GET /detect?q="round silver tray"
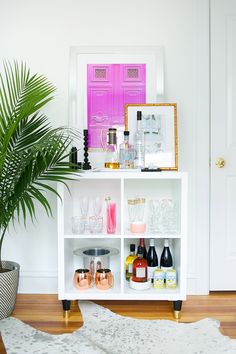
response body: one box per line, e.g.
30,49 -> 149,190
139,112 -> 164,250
73,246 -> 119,257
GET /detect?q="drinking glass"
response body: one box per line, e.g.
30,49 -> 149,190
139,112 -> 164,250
93,196 -> 103,218
106,197 -> 116,234
148,199 -> 162,234
127,198 -> 137,223
95,269 -> 114,290
89,216 -> 103,233
72,216 -> 86,234
80,196 -> 89,230
162,199 -> 178,234
80,196 -> 89,218
74,269 -> 91,290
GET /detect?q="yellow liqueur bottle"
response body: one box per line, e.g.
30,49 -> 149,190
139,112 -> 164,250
126,244 -> 138,281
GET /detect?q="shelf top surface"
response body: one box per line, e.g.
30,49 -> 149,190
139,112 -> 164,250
62,170 -> 188,180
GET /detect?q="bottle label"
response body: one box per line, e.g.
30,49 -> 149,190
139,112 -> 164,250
128,263 -> 133,274
136,267 -> 146,278
148,266 -> 158,280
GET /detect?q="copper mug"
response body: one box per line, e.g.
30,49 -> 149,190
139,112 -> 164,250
95,268 -> 114,290
74,269 -> 91,290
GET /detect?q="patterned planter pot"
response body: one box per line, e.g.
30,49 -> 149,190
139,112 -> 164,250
0,261 -> 20,319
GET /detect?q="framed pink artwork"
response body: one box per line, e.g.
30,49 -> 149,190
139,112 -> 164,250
69,46 -> 164,158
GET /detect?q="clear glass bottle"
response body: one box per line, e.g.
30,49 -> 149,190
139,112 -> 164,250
125,244 -> 138,281
132,246 -> 148,282
119,131 -> 134,169
104,128 -> 120,169
133,111 -> 145,169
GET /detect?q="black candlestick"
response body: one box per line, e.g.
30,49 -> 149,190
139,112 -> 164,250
70,147 -> 78,170
83,129 -> 91,170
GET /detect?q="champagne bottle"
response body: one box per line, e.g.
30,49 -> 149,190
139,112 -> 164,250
147,238 -> 158,282
160,239 -> 173,270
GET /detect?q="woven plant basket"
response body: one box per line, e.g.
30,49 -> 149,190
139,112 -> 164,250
0,261 -> 20,319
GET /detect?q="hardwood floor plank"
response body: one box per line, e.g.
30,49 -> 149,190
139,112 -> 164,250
0,292 -> 236,353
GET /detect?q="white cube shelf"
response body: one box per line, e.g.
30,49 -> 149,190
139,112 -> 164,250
57,171 -> 188,306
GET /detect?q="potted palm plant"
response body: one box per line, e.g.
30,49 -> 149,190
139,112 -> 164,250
0,61 -> 76,319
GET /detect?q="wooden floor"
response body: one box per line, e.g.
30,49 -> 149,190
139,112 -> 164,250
1,292 -> 236,353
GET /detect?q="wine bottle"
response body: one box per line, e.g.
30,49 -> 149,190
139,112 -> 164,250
147,238 -> 158,282
160,239 -> 173,270
138,238 -> 147,259
125,244 -> 138,281
132,246 -> 148,282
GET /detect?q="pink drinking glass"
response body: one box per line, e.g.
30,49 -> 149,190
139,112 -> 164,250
105,197 -> 116,234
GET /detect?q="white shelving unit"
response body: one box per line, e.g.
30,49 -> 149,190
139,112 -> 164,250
57,171 -> 188,313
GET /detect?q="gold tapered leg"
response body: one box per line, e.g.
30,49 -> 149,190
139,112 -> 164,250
174,310 -> 180,320
63,310 -> 70,321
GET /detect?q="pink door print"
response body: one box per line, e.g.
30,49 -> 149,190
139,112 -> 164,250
87,64 -> 146,148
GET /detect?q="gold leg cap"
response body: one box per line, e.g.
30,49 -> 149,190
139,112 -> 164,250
63,310 -> 70,320
174,310 -> 180,320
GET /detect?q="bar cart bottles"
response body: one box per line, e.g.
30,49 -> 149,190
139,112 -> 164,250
138,238 -> 147,259
147,239 -> 158,282
132,246 -> 148,282
105,128 -> 120,169
125,244 -> 137,281
119,131 -> 135,169
160,239 -> 173,270
133,111 -> 145,169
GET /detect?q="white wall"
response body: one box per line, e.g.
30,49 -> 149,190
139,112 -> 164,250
0,0 -> 209,294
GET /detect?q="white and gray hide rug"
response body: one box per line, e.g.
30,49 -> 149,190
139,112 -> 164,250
0,301 -> 236,354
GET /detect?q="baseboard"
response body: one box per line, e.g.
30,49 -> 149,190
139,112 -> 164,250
18,270 -> 58,294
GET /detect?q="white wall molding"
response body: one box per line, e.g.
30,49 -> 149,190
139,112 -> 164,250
193,0 -> 210,294
18,270 -> 58,294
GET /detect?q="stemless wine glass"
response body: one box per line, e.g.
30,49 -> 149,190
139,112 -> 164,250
72,216 -> 85,234
148,199 -> 162,234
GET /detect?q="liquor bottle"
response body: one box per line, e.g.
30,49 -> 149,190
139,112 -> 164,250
160,239 -> 173,270
147,238 -> 158,282
104,128 -> 120,169
125,244 -> 138,281
132,246 -> 148,282
138,238 -> 147,259
133,111 -> 145,169
119,131 -> 135,169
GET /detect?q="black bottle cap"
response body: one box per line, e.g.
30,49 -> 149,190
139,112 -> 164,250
130,244 -> 135,252
137,246 -> 143,255
124,130 -> 129,136
137,111 -> 142,120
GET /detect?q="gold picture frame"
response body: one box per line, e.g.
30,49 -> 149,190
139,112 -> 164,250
125,103 -> 178,171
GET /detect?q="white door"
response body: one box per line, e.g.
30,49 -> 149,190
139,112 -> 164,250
210,0 -> 236,289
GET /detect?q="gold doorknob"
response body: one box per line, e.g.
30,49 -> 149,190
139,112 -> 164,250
215,158 -> 226,168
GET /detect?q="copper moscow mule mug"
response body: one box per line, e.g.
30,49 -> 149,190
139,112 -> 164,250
74,269 -> 91,290
95,268 -> 114,290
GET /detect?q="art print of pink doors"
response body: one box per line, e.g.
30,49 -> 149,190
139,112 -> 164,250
87,64 -> 146,148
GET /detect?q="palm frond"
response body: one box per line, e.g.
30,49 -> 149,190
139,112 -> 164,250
0,61 -> 80,264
